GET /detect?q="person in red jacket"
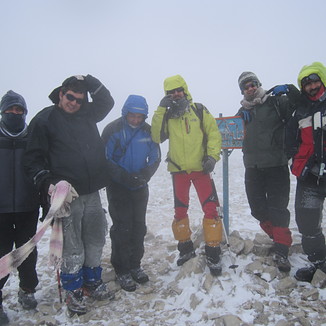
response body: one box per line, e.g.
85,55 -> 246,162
286,62 -> 326,282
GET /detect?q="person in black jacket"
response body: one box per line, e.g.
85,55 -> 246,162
236,72 -> 299,273
0,91 -> 40,325
24,75 -> 115,316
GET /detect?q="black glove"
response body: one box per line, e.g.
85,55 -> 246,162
35,172 -> 60,221
159,95 -> 174,108
85,74 -> 103,94
121,172 -> 147,189
202,156 -> 216,174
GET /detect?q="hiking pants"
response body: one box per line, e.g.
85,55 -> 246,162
295,173 -> 326,264
106,182 -> 148,275
0,209 -> 39,303
172,171 -> 219,220
245,165 -> 290,227
60,191 -> 107,279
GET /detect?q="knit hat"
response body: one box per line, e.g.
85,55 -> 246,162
121,95 -> 148,118
238,72 -> 262,93
0,90 -> 27,117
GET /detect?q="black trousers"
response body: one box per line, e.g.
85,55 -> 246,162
0,209 -> 39,303
295,173 -> 326,264
245,165 -> 290,227
106,183 -> 148,275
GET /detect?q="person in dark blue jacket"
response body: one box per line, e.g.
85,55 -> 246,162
101,95 -> 160,292
0,91 -> 40,324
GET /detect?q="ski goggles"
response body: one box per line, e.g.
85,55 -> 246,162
301,73 -> 321,87
166,87 -> 184,95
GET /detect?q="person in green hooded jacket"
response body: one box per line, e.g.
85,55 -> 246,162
151,74 -> 223,276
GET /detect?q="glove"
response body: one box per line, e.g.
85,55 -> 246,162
271,85 -> 289,96
202,156 -> 216,174
159,95 -> 174,108
85,74 -> 103,94
239,110 -> 251,122
121,172 -> 147,189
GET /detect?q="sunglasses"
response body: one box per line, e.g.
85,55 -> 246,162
65,93 -> 84,105
243,81 -> 258,91
167,87 -> 184,95
301,73 -> 321,86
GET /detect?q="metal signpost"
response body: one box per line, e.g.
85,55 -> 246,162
216,115 -> 244,235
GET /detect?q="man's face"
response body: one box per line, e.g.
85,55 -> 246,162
126,112 -> 145,127
243,81 -> 258,100
58,90 -> 85,114
303,80 -> 323,98
166,87 -> 185,100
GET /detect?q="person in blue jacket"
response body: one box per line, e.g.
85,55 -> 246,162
101,95 -> 160,292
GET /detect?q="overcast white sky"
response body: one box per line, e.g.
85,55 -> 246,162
1,0 -> 325,131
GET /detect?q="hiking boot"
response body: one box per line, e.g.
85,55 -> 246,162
177,240 -> 196,266
83,280 -> 115,301
295,265 -> 317,282
272,252 -> 291,273
116,273 -> 136,292
294,260 -> 326,283
65,288 -> 87,316
0,306 -> 9,325
130,268 -> 149,284
205,245 -> 222,276
18,288 -> 37,310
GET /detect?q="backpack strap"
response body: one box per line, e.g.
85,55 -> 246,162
191,103 -> 207,155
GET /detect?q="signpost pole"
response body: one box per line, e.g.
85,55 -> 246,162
222,147 -> 230,235
216,114 -> 244,236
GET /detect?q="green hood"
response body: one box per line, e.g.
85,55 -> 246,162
163,75 -> 193,103
297,61 -> 326,89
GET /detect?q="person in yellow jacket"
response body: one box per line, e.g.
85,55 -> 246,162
151,74 -> 223,276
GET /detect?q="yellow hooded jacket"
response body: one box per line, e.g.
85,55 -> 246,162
151,75 -> 221,173
297,61 -> 326,89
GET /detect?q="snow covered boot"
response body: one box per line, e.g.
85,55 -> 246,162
83,280 -> 114,301
0,306 -> 9,325
272,253 -> 291,273
177,240 -> 196,266
295,261 -> 326,282
270,243 -> 291,272
116,273 -> 136,292
65,288 -> 87,316
18,288 -> 37,310
130,268 -> 149,284
205,245 -> 222,276
295,265 -> 317,282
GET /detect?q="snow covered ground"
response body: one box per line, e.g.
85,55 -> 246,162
2,150 -> 326,326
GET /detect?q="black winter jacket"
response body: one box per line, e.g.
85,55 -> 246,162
237,96 -> 295,169
24,84 -> 114,195
0,128 -> 39,213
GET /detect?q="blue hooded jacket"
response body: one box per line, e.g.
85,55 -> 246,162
101,95 -> 160,189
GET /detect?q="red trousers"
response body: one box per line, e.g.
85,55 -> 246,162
172,171 -> 220,220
